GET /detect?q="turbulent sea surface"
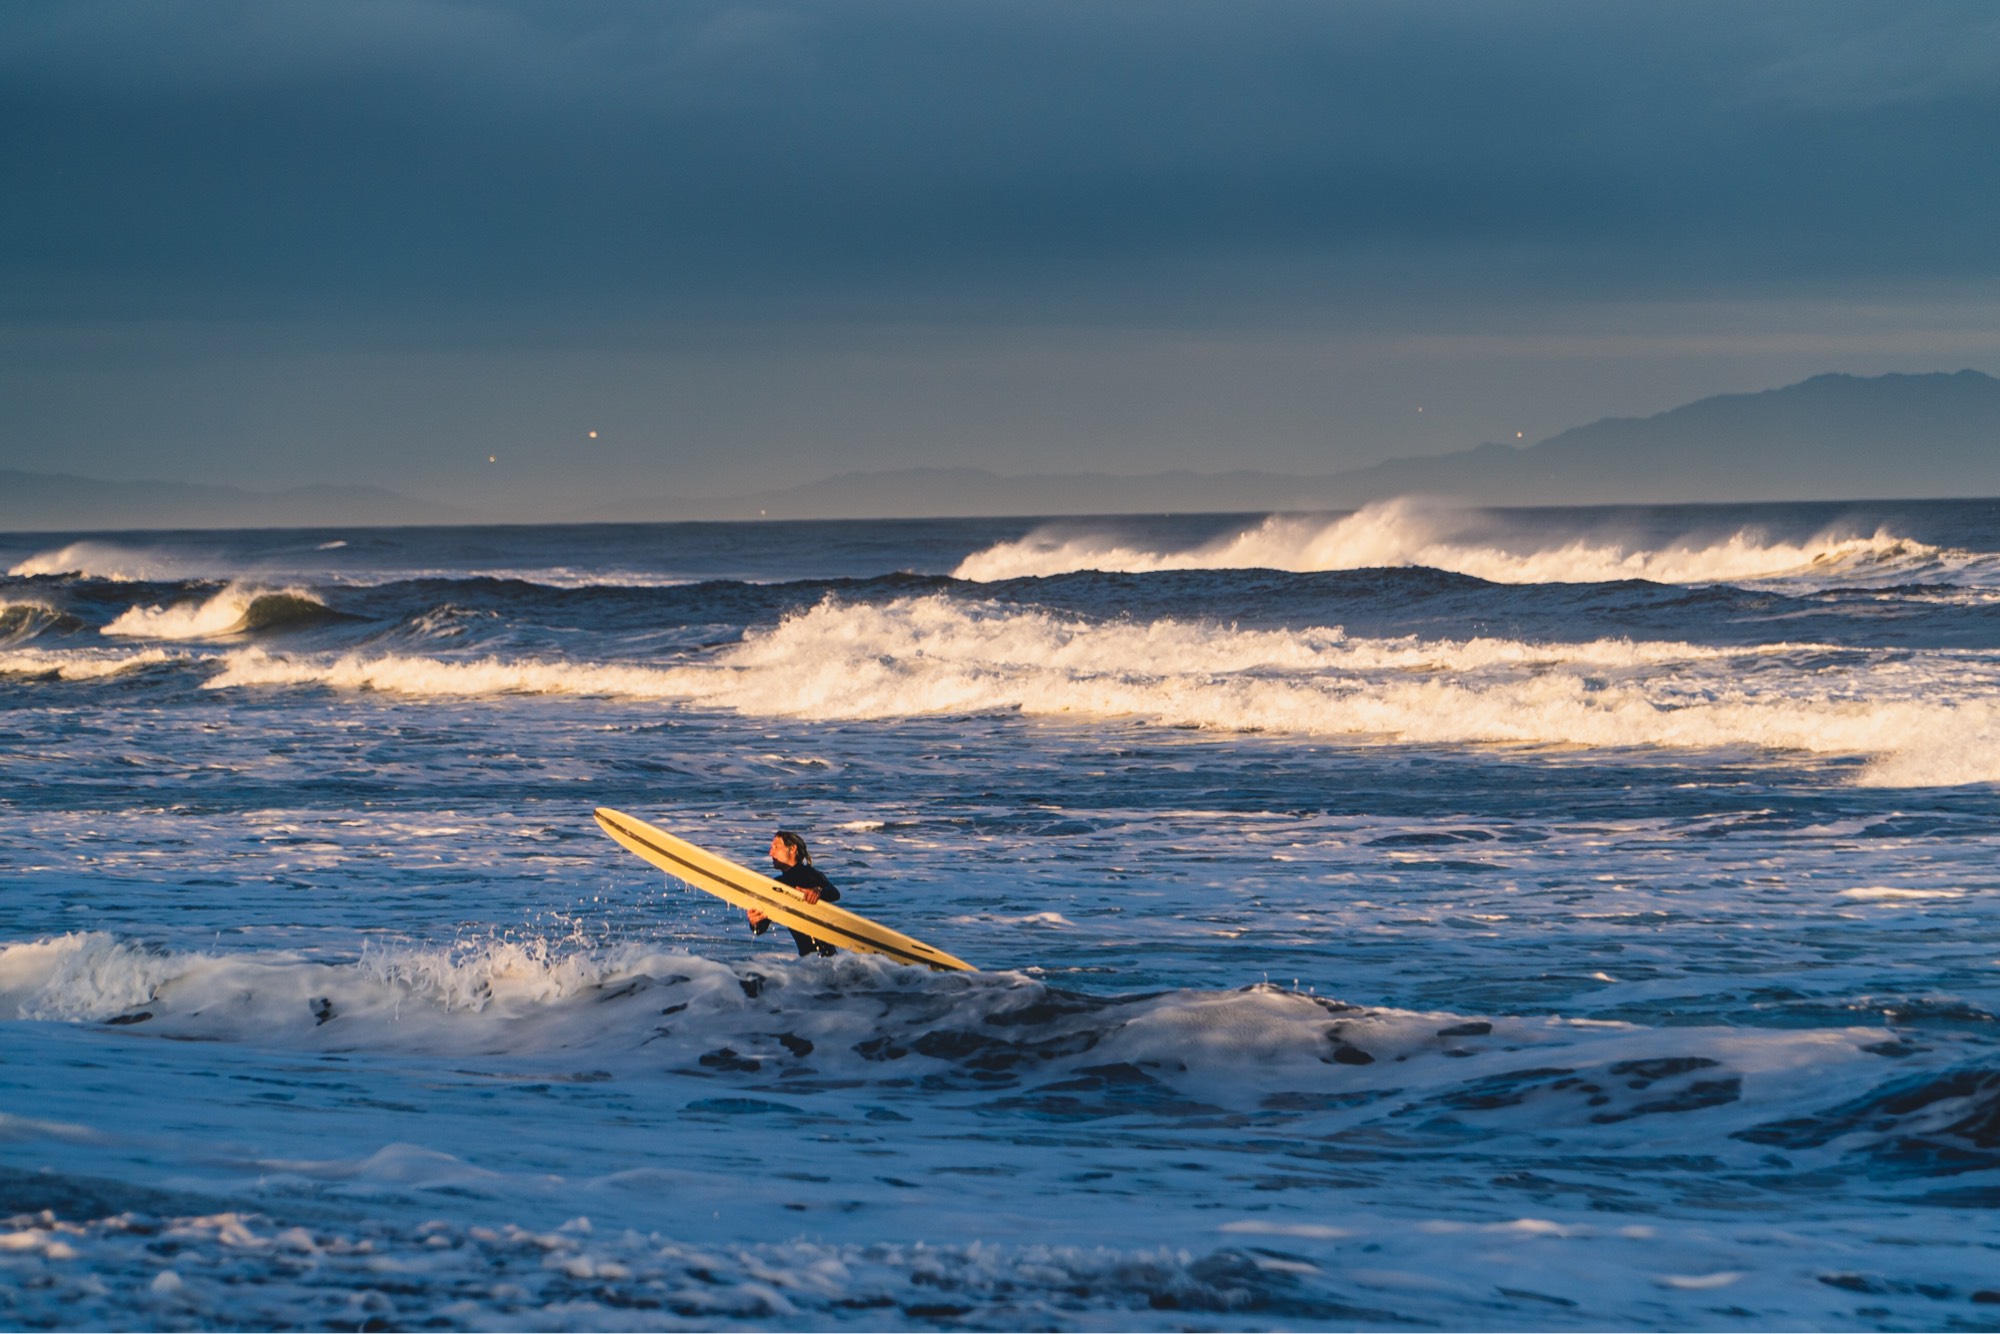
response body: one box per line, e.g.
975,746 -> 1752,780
4,497 -> 2000,1330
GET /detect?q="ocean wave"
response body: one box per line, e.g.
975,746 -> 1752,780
324,567 -> 708,591
954,499 -> 1956,587
0,933 -> 185,1022
0,1204 -> 1450,1330
2,932 -> 1930,1145
207,645 -> 700,696
0,646 -> 182,681
203,595 -> 2000,785
0,600 -> 82,645
101,584 -> 338,639
0,932 -> 1501,1074
6,542 -> 200,582
0,1209 -> 1414,1329
396,603 -> 497,641
4,1189 -> 1981,1331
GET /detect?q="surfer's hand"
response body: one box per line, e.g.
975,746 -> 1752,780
747,909 -> 766,926
799,888 -> 821,905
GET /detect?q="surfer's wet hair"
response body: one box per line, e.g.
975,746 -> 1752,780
774,829 -> 811,864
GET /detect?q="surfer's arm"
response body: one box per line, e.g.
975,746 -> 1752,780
776,865 -> 838,905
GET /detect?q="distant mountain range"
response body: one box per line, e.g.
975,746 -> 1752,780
635,369 -> 2000,520
1322,368 -> 2000,507
4,370 -> 1996,531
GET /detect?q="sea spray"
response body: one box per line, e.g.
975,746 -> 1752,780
101,584 -> 336,639
200,597 -> 2000,785
954,498 -> 1952,585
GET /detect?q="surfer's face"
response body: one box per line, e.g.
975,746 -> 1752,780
770,834 -> 798,867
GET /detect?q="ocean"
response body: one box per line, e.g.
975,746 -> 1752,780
3,497 -> 1998,1330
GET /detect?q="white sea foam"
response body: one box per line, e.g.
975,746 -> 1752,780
0,646 -> 181,680
1,932 -> 1394,1073
204,595 -> 2000,785
101,583 -> 329,639
7,542 -> 194,581
954,498 -> 1952,586
0,932 -> 1802,1093
0,932 -> 1451,1062
207,646 -> 689,696
1835,886 -> 1968,901
0,932 -> 1914,1156
0,932 -> 744,1044
0,934 -> 179,1022
7,1203 -> 1942,1331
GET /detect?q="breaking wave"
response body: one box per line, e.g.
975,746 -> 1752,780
0,646 -> 181,681
11,930 -> 1961,1185
200,594 -> 2000,786
100,584 -> 337,639
0,930 -> 1877,1108
954,499 -> 1951,586
0,931 -> 1505,1075
0,600 -> 81,645
7,542 -> 195,581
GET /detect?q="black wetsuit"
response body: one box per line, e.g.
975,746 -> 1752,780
751,861 -> 842,956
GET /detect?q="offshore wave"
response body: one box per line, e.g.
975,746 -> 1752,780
4,541 -> 704,593
100,584 -> 340,639
955,499 -> 1955,586
6,542 -> 203,582
198,595 -> 2000,786
0,600 -> 83,645
0,646 -> 182,681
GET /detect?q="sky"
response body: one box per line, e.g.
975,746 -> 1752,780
4,0 -> 1999,516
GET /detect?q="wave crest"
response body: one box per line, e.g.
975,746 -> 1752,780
0,933 -> 182,1022
0,931 -> 1547,1086
954,499 -> 1949,586
198,595 -> 2000,785
0,600 -> 82,645
7,542 -> 193,581
102,584 -> 335,639
0,646 -> 181,681
4,933 -> 1925,1156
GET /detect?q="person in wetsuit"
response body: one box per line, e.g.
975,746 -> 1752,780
746,829 -> 842,956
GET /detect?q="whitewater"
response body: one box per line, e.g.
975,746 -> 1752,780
4,498 -> 1999,1330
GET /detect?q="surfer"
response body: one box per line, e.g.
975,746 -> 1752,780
748,829 -> 842,956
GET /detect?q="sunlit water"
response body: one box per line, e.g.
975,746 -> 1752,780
4,499 -> 1999,1330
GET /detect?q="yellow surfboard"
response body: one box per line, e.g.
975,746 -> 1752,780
594,808 -> 976,972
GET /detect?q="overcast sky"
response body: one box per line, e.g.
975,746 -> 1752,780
4,0 -> 1998,514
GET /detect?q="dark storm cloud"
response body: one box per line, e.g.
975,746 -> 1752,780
5,0 -> 1998,329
